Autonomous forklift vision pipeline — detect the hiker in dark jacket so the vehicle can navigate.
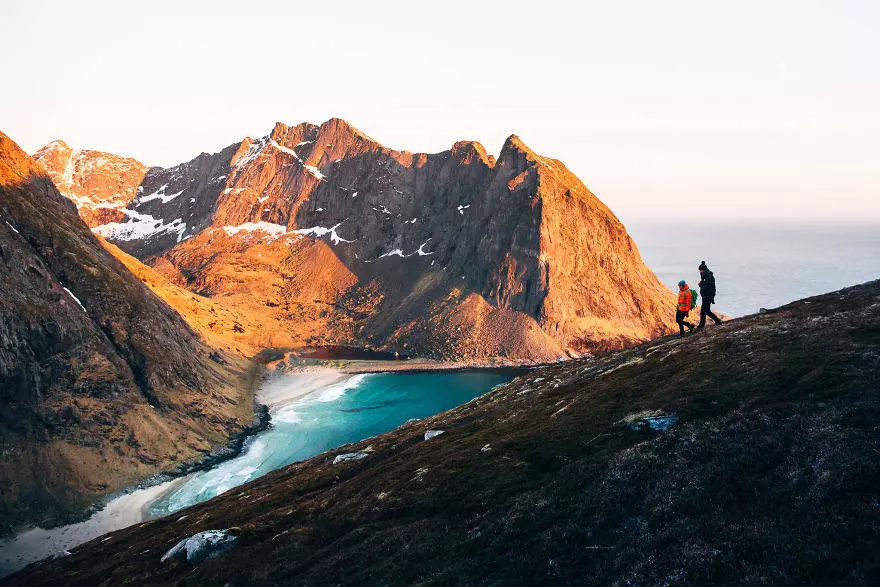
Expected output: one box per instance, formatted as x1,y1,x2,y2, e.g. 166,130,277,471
697,261,723,328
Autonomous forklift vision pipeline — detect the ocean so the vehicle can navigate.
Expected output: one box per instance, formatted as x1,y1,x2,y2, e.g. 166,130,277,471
627,221,880,318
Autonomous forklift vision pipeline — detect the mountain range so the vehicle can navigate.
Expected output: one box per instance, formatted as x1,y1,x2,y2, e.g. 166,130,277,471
33,118,677,362
2,118,679,532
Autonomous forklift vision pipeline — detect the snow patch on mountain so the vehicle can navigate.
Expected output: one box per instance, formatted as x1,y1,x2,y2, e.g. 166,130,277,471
139,183,185,205
269,140,301,160
303,164,325,181
234,136,269,169
293,223,353,245
67,194,128,210
379,249,408,259
61,286,87,313
92,210,187,242
222,222,288,241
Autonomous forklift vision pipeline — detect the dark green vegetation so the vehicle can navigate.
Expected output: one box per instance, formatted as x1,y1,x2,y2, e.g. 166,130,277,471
9,280,880,585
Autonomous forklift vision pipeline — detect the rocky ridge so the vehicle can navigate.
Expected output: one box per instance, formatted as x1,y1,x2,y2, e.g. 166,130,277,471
0,131,257,532
35,119,679,361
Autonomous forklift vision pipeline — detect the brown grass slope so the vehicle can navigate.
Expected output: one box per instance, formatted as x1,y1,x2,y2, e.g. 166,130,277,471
0,132,257,533
11,279,880,585
98,238,278,357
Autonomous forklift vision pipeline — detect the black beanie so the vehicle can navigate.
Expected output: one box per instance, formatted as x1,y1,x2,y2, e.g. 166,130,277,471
698,261,708,271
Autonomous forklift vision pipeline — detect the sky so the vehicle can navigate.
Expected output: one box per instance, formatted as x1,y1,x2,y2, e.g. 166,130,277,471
2,0,878,223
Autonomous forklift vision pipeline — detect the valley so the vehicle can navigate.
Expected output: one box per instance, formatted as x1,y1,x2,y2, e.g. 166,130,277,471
5,117,877,585
3,119,676,561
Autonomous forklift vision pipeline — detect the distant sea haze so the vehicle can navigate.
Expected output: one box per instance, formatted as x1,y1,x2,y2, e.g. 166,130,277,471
628,221,880,318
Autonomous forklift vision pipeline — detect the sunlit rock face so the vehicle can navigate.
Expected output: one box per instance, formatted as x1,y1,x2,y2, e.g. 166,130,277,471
33,140,149,227
35,118,677,361
1,131,255,531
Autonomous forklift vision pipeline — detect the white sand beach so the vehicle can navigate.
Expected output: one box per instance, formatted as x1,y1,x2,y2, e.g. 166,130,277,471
258,368,348,410
0,475,188,577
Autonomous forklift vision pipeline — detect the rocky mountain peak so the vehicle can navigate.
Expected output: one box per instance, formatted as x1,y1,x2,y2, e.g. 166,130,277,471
32,118,679,360
451,140,494,167
36,138,71,154
318,117,375,143
494,133,547,178
32,139,150,228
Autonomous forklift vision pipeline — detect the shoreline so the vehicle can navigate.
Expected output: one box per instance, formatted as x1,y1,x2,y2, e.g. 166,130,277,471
0,476,189,577
0,366,334,578
270,352,540,377
0,360,529,578
257,368,349,410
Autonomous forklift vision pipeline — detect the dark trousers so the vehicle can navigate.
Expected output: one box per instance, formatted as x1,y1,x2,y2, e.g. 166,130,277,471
699,300,721,327
676,310,693,335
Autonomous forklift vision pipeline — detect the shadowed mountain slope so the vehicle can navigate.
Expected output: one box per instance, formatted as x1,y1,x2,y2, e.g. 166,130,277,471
11,280,880,585
0,132,258,532
35,119,678,362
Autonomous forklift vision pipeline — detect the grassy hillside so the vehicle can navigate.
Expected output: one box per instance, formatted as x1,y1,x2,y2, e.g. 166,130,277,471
9,280,880,585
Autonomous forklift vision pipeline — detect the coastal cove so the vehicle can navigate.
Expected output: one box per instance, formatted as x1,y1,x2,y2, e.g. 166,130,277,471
0,366,515,577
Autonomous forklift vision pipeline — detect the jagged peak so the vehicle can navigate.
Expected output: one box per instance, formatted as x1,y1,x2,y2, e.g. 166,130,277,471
318,117,377,143
270,121,290,139
451,140,493,167
501,134,538,158
37,139,71,153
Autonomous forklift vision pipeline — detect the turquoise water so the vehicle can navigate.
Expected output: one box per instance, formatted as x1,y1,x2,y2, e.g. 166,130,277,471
148,371,511,517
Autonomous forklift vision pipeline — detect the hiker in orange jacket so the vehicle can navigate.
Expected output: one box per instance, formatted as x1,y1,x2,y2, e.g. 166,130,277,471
676,280,695,337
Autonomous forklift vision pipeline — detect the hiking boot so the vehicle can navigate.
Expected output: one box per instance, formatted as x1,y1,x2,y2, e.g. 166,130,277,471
714,318,723,325
687,324,695,334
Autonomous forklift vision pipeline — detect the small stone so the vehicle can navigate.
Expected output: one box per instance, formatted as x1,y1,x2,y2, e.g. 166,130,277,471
424,430,444,440
160,529,237,564
333,451,369,464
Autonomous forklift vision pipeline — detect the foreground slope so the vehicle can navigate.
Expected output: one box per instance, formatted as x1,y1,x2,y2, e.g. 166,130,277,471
35,119,677,361
0,132,257,531
12,280,880,585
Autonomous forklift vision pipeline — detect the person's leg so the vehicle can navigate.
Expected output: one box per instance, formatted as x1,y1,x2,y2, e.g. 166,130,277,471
684,315,695,333
676,311,693,336
704,301,722,324
699,301,709,328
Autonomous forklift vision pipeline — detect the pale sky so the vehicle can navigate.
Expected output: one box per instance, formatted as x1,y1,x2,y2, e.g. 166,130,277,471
2,0,878,222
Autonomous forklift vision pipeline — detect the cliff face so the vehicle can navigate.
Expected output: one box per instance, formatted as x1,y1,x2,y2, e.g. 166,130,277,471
31,141,148,227
35,119,677,361
12,281,880,585
0,132,256,531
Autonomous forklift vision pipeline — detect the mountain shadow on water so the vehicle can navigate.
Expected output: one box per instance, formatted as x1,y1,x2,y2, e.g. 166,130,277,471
9,278,880,585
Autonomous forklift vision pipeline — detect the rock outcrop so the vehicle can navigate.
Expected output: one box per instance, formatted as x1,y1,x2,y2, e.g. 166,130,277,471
0,132,257,532
31,140,148,227
35,119,678,361
12,280,880,585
